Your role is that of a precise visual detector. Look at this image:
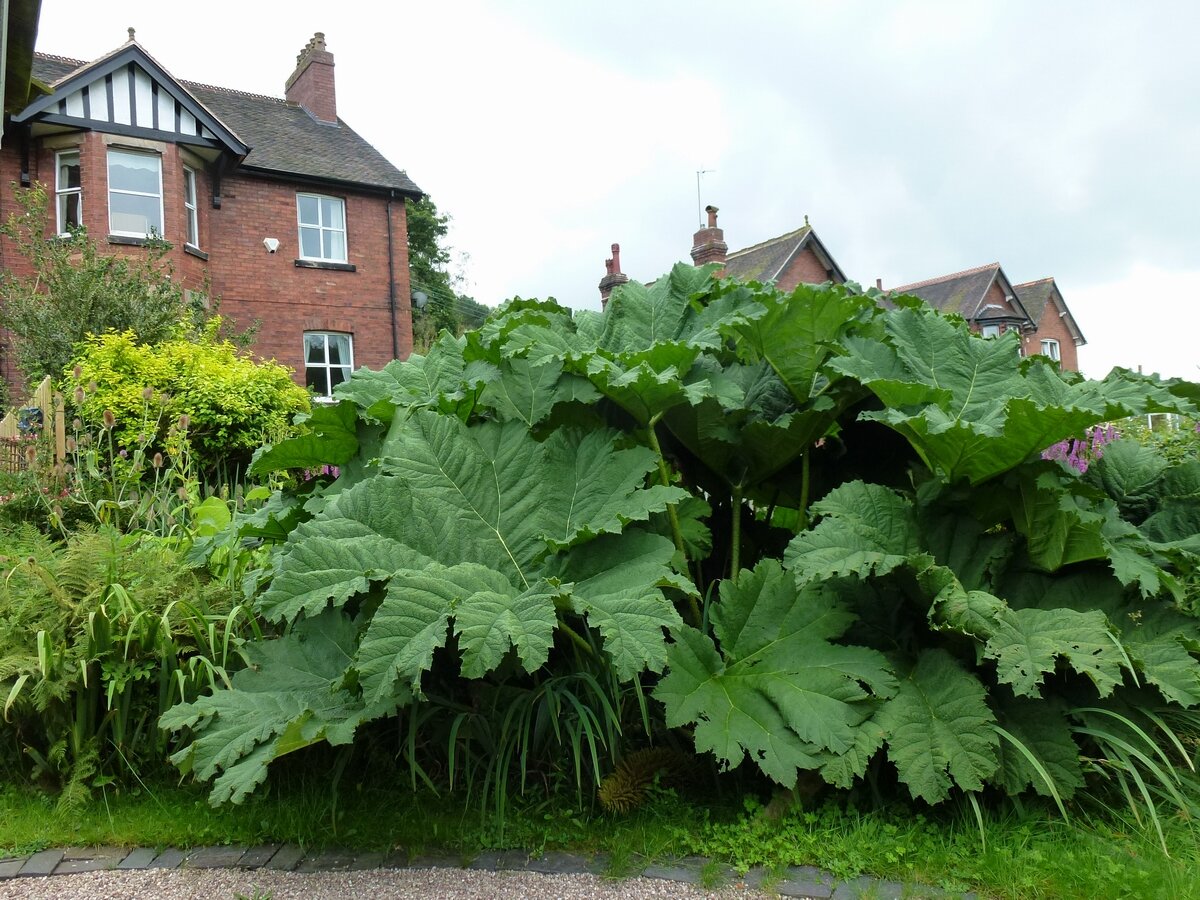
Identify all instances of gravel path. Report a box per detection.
[0,867,766,899]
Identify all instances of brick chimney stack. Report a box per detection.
[286,32,337,124]
[691,205,728,268]
[599,243,630,309]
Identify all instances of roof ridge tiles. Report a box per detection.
[183,80,287,104]
[891,261,1001,293]
[1013,277,1055,288]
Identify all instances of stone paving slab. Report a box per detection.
[262,844,305,871]
[236,844,281,869]
[380,849,411,869]
[185,845,248,868]
[346,850,386,870]
[53,846,127,874]
[831,876,910,899]
[18,850,64,877]
[117,848,158,870]
[643,855,709,884]
[524,851,593,875]
[296,848,358,873]
[0,859,25,880]
[467,849,531,871]
[776,865,835,899]
[147,848,187,869]
[406,852,464,869]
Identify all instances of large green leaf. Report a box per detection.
[992,696,1085,800]
[251,401,360,474]
[334,332,496,423]
[655,560,895,785]
[161,611,398,805]
[832,307,1194,484]
[261,412,685,689]
[784,482,924,585]
[984,607,1125,699]
[876,649,998,804]
[728,280,875,405]
[1114,605,1200,707]
[479,357,599,427]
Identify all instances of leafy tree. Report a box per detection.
[167,268,1200,843]
[0,184,203,384]
[406,196,487,351]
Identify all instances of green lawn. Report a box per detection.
[1,770,1197,899]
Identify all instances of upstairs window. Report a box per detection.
[297,194,346,262]
[183,166,199,248]
[980,323,1001,339]
[1041,338,1061,362]
[108,149,163,238]
[55,150,82,235]
[305,331,353,400]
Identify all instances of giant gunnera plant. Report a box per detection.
[164,266,1200,842]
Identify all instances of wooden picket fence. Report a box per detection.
[0,376,67,473]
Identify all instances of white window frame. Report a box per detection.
[55,149,82,235]
[296,193,347,263]
[107,148,164,238]
[183,166,200,248]
[304,331,354,401]
[980,323,1001,339]
[1040,338,1061,362]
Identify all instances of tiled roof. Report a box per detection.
[892,263,1002,318]
[724,225,812,282]
[1015,277,1086,345]
[30,52,421,196]
[1012,277,1055,327]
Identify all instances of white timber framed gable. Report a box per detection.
[11,42,248,208]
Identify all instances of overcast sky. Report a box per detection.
[33,1,1200,380]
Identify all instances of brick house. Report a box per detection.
[0,30,421,398]
[891,263,1086,371]
[597,213,1086,372]
[598,206,846,305]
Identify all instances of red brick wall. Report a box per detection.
[0,134,413,396]
[1022,297,1080,372]
[207,172,412,378]
[775,245,841,291]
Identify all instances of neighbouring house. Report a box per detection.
[596,214,1087,372]
[598,206,846,306]
[0,29,422,398]
[1012,277,1086,372]
[891,263,1086,371]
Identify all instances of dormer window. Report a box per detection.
[108,148,163,238]
[55,150,82,235]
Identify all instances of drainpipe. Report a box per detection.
[386,190,399,360]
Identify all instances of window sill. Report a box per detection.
[107,234,170,247]
[295,259,356,272]
[184,244,209,261]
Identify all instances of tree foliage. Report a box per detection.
[406,196,488,351]
[0,184,203,384]
[167,266,1200,820]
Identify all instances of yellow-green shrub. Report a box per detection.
[64,324,309,474]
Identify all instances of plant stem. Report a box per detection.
[646,414,701,625]
[557,619,596,659]
[798,451,811,532]
[731,484,743,584]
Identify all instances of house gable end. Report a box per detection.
[17,47,249,158]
